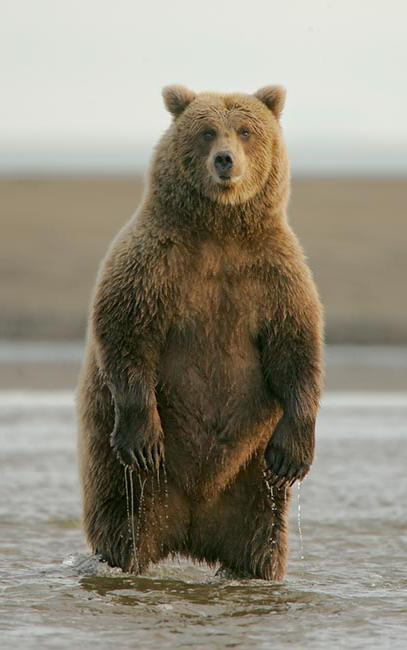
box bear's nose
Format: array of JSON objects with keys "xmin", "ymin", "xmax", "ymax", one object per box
[{"xmin": 214, "ymin": 151, "xmax": 234, "ymax": 175}]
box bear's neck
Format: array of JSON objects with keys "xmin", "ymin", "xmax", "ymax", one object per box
[{"xmin": 146, "ymin": 160, "xmax": 290, "ymax": 241}]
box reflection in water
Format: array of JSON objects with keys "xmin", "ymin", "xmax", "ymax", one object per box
[
  {"xmin": 75, "ymin": 557, "xmax": 306, "ymax": 617},
  {"xmin": 1, "ymin": 390, "xmax": 407, "ymax": 649}
]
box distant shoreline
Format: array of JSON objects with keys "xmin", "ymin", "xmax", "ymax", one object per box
[{"xmin": 1, "ymin": 176, "xmax": 406, "ymax": 343}]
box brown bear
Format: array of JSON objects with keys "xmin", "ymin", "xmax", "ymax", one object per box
[{"xmin": 77, "ymin": 84, "xmax": 323, "ymax": 581}]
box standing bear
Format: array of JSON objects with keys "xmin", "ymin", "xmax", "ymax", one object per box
[{"xmin": 77, "ymin": 85, "xmax": 323, "ymax": 581}]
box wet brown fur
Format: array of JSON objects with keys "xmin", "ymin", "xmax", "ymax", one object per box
[{"xmin": 77, "ymin": 85, "xmax": 323, "ymax": 581}]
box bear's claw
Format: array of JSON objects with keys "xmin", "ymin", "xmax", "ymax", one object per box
[
  {"xmin": 264, "ymin": 447, "xmax": 310, "ymax": 488},
  {"xmin": 110, "ymin": 431, "xmax": 164, "ymax": 472}
]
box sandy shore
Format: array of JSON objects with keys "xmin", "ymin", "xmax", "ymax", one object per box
[{"xmin": 1, "ymin": 176, "xmax": 406, "ymax": 342}]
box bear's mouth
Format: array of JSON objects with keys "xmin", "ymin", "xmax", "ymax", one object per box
[{"xmin": 216, "ymin": 174, "xmax": 242, "ymax": 186}]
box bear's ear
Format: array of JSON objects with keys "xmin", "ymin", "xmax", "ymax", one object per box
[
  {"xmin": 162, "ymin": 85, "xmax": 196, "ymax": 117},
  {"xmin": 254, "ymin": 85, "xmax": 286, "ymax": 119}
]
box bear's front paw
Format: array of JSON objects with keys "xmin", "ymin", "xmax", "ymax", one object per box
[
  {"xmin": 264, "ymin": 417, "xmax": 314, "ymax": 488},
  {"xmin": 265, "ymin": 440, "xmax": 310, "ymax": 488},
  {"xmin": 111, "ymin": 427, "xmax": 164, "ymax": 471},
  {"xmin": 110, "ymin": 409, "xmax": 164, "ymax": 471}
]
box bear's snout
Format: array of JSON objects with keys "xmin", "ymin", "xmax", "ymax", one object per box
[{"xmin": 214, "ymin": 151, "xmax": 234, "ymax": 178}]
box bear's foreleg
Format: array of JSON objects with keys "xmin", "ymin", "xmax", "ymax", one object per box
[{"xmin": 259, "ymin": 268, "xmax": 323, "ymax": 488}]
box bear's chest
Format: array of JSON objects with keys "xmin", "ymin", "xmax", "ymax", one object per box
[{"xmin": 175, "ymin": 240, "xmax": 267, "ymax": 337}]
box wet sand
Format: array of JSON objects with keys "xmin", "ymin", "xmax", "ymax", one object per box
[{"xmin": 1, "ymin": 176, "xmax": 407, "ymax": 343}]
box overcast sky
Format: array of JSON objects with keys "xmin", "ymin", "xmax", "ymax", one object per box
[{"xmin": 1, "ymin": 0, "xmax": 406, "ymax": 174}]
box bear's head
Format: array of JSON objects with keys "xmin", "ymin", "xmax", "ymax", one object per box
[{"xmin": 158, "ymin": 85, "xmax": 288, "ymax": 208}]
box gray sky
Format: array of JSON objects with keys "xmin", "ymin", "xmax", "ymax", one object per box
[{"xmin": 1, "ymin": 0, "xmax": 406, "ymax": 174}]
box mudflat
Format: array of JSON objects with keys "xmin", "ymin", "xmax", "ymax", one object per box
[{"xmin": 1, "ymin": 176, "xmax": 406, "ymax": 342}]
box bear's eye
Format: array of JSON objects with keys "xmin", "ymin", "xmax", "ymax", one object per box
[
  {"xmin": 238, "ymin": 127, "xmax": 251, "ymax": 140},
  {"xmin": 201, "ymin": 129, "xmax": 216, "ymax": 142}
]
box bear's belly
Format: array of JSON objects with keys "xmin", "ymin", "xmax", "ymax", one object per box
[{"xmin": 156, "ymin": 324, "xmax": 279, "ymax": 493}]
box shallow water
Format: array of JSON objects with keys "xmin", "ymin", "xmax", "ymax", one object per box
[{"xmin": 1, "ymin": 391, "xmax": 406, "ymax": 649}]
